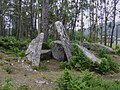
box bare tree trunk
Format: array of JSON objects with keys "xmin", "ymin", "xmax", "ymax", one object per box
[
  {"xmin": 17, "ymin": 0, "xmax": 22, "ymax": 40},
  {"xmin": 110, "ymin": 0, "xmax": 118, "ymax": 48},
  {"xmin": 71, "ymin": 0, "xmax": 79, "ymax": 41},
  {"xmin": 94, "ymin": 1, "xmax": 98, "ymax": 42},
  {"xmin": 80, "ymin": 4, "xmax": 84, "ymax": 43},
  {"xmin": 89, "ymin": 0, "xmax": 92, "ymax": 42},
  {"xmin": 104, "ymin": 1, "xmax": 107, "ymax": 46},
  {"xmin": 116, "ymin": 25, "xmax": 119, "ymax": 48},
  {"xmin": 42, "ymin": 0, "xmax": 49, "ymax": 41},
  {"xmin": 0, "ymin": 1, "xmax": 4, "ymax": 36},
  {"xmin": 37, "ymin": 0, "xmax": 41, "ymax": 34},
  {"xmin": 30, "ymin": 0, "xmax": 34, "ymax": 40},
  {"xmin": 91, "ymin": 1, "xmax": 96, "ymax": 43},
  {"xmin": 100, "ymin": 0, "xmax": 103, "ymax": 44}
]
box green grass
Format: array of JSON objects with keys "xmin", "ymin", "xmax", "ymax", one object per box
[{"xmin": 112, "ymin": 43, "xmax": 120, "ymax": 49}]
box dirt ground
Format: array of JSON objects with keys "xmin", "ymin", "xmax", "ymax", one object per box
[
  {"xmin": 0, "ymin": 52, "xmax": 63, "ymax": 90},
  {"xmin": 0, "ymin": 52, "xmax": 120, "ymax": 90}
]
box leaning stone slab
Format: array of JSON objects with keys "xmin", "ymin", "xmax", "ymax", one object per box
[
  {"xmin": 55, "ymin": 21, "xmax": 71, "ymax": 61},
  {"xmin": 80, "ymin": 42, "xmax": 114, "ymax": 53},
  {"xmin": 77, "ymin": 44, "xmax": 101, "ymax": 63},
  {"xmin": 25, "ymin": 33, "xmax": 44, "ymax": 66}
]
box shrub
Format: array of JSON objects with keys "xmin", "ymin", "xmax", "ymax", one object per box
[
  {"xmin": 62, "ymin": 44, "xmax": 119, "ymax": 74},
  {"xmin": 70, "ymin": 44, "xmax": 95, "ymax": 71},
  {"xmin": 0, "ymin": 36, "xmax": 30, "ymax": 57},
  {"xmin": 117, "ymin": 48, "xmax": 120, "ymax": 55},
  {"xmin": 42, "ymin": 37, "xmax": 52, "ymax": 49},
  {"xmin": 98, "ymin": 55, "xmax": 119, "ymax": 74},
  {"xmin": 0, "ymin": 36, "xmax": 16, "ymax": 49},
  {"xmin": 56, "ymin": 69, "xmax": 120, "ymax": 90},
  {"xmin": 42, "ymin": 42, "xmax": 51, "ymax": 49},
  {"xmin": 97, "ymin": 48, "xmax": 108, "ymax": 58},
  {"xmin": 56, "ymin": 69, "xmax": 73, "ymax": 90},
  {"xmin": 60, "ymin": 61, "xmax": 71, "ymax": 70}
]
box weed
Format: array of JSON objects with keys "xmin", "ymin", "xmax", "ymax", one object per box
[
  {"xmin": 17, "ymin": 85, "xmax": 29, "ymax": 90},
  {"xmin": 0, "ymin": 78, "xmax": 13, "ymax": 90},
  {"xmin": 3, "ymin": 66, "xmax": 12, "ymax": 74}
]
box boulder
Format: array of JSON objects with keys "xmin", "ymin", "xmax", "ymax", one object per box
[
  {"xmin": 55, "ymin": 21, "xmax": 71, "ymax": 61},
  {"xmin": 80, "ymin": 42, "xmax": 114, "ymax": 53},
  {"xmin": 35, "ymin": 78, "xmax": 49, "ymax": 85},
  {"xmin": 51, "ymin": 40, "xmax": 66, "ymax": 61},
  {"xmin": 77, "ymin": 44, "xmax": 101, "ymax": 63},
  {"xmin": 41, "ymin": 50, "xmax": 52, "ymax": 60},
  {"xmin": 25, "ymin": 33, "xmax": 44, "ymax": 66}
]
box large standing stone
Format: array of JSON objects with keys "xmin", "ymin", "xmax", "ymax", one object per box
[
  {"xmin": 25, "ymin": 33, "xmax": 44, "ymax": 66},
  {"xmin": 77, "ymin": 44, "xmax": 101, "ymax": 63},
  {"xmin": 55, "ymin": 21, "xmax": 71, "ymax": 61},
  {"xmin": 51, "ymin": 40, "xmax": 66, "ymax": 61}
]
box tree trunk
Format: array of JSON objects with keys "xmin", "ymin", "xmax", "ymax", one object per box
[
  {"xmin": 16, "ymin": 0, "xmax": 22, "ymax": 40},
  {"xmin": 42, "ymin": 0, "xmax": 49, "ymax": 41},
  {"xmin": 80, "ymin": 5, "xmax": 84, "ymax": 43},
  {"xmin": 110, "ymin": 0, "xmax": 117, "ymax": 48},
  {"xmin": 30, "ymin": 0, "xmax": 34, "ymax": 40},
  {"xmin": 71, "ymin": 0, "xmax": 79, "ymax": 41},
  {"xmin": 104, "ymin": 1, "xmax": 107, "ymax": 46},
  {"xmin": 116, "ymin": 25, "xmax": 119, "ymax": 48}
]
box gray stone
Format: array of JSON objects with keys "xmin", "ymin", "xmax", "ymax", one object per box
[
  {"xmin": 35, "ymin": 78, "xmax": 49, "ymax": 85},
  {"xmin": 80, "ymin": 42, "xmax": 114, "ymax": 53},
  {"xmin": 41, "ymin": 50, "xmax": 52, "ymax": 60},
  {"xmin": 25, "ymin": 33, "xmax": 44, "ymax": 66},
  {"xmin": 51, "ymin": 40, "xmax": 66, "ymax": 61},
  {"xmin": 55, "ymin": 21, "xmax": 71, "ymax": 61},
  {"xmin": 77, "ymin": 44, "xmax": 101, "ymax": 63}
]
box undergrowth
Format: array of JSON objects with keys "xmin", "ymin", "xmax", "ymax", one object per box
[
  {"xmin": 60, "ymin": 44, "xmax": 119, "ymax": 74},
  {"xmin": 116, "ymin": 47, "xmax": 120, "ymax": 56},
  {"xmin": 97, "ymin": 48, "xmax": 108, "ymax": 58},
  {"xmin": 42, "ymin": 36, "xmax": 53, "ymax": 49},
  {"xmin": 56, "ymin": 69, "xmax": 120, "ymax": 90},
  {"xmin": 0, "ymin": 36, "xmax": 30, "ymax": 57}
]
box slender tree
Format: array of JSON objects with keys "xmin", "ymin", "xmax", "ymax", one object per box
[{"xmin": 110, "ymin": 0, "xmax": 119, "ymax": 48}]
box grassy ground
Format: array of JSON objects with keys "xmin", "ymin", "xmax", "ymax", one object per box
[
  {"xmin": 0, "ymin": 50, "xmax": 120, "ymax": 90},
  {"xmin": 0, "ymin": 51, "xmax": 63, "ymax": 90}
]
